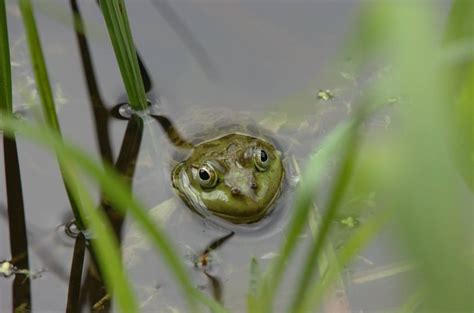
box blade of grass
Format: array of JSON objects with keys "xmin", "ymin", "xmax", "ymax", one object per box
[
  {"xmin": 298, "ymin": 207, "xmax": 393, "ymax": 313},
  {"xmin": 292, "ymin": 154, "xmax": 350, "ymax": 313},
  {"xmin": 257, "ymin": 119, "xmax": 353, "ymax": 313},
  {"xmin": 259, "ymin": 85, "xmax": 387, "ymax": 312},
  {"xmin": 0, "ymin": 0, "xmax": 12, "ymax": 113},
  {"xmin": 99, "ymin": 0, "xmax": 147, "ymax": 111},
  {"xmin": 59, "ymin": 161, "xmax": 140, "ymax": 313},
  {"xmin": 344, "ymin": 2, "xmax": 474, "ymax": 310},
  {"xmin": 0, "ymin": 115, "xmax": 228, "ymax": 313},
  {"xmin": 443, "ymin": 0, "xmax": 474, "ymax": 191},
  {"xmin": 19, "ymin": 0, "xmax": 89, "ymax": 231},
  {"xmin": 18, "ymin": 1, "xmax": 141, "ymax": 312},
  {"xmin": 385, "ymin": 4, "xmax": 473, "ymax": 310},
  {"xmin": 287, "ymin": 103, "xmax": 367, "ymax": 313}
]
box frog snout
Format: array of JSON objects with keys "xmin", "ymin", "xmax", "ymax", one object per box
[
  {"xmin": 230, "ymin": 181, "xmax": 258, "ymax": 196},
  {"xmin": 231, "ymin": 187, "xmax": 241, "ymax": 195}
]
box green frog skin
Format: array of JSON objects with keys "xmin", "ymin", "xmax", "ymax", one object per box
[{"xmin": 172, "ymin": 133, "xmax": 284, "ymax": 224}]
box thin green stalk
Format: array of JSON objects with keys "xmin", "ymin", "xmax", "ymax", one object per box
[
  {"xmin": 287, "ymin": 105, "xmax": 365, "ymax": 313},
  {"xmin": 99, "ymin": 0, "xmax": 147, "ymax": 111},
  {"xmin": 0, "ymin": 115, "xmax": 227, "ymax": 313},
  {"xmin": 19, "ymin": 0, "xmax": 85, "ymax": 229},
  {"xmin": 297, "ymin": 208, "xmax": 393, "ymax": 313},
  {"xmin": 258, "ymin": 120, "xmax": 353, "ymax": 312},
  {"xmin": 60, "ymin": 161, "xmax": 140, "ymax": 313},
  {"xmin": 0, "ymin": 0, "xmax": 12, "ymax": 113},
  {"xmin": 19, "ymin": 0, "xmax": 61, "ymax": 130},
  {"xmin": 18, "ymin": 1, "xmax": 141, "ymax": 312}
]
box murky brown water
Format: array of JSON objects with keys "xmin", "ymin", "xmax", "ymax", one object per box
[{"xmin": 0, "ymin": 1, "xmax": 430, "ymax": 312}]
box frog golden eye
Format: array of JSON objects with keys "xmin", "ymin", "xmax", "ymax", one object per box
[
  {"xmin": 198, "ymin": 164, "xmax": 218, "ymax": 188},
  {"xmin": 253, "ymin": 148, "xmax": 270, "ymax": 171}
]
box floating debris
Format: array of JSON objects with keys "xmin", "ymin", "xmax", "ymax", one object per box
[
  {"xmin": 0, "ymin": 260, "xmax": 44, "ymax": 280},
  {"xmin": 1, "ymin": 260, "xmax": 16, "ymax": 277},
  {"xmin": 339, "ymin": 216, "xmax": 359, "ymax": 228},
  {"xmin": 316, "ymin": 89, "xmax": 335, "ymax": 101}
]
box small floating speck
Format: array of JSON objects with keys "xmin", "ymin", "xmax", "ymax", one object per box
[
  {"xmin": 316, "ymin": 89, "xmax": 335, "ymax": 101},
  {"xmin": 339, "ymin": 216, "xmax": 359, "ymax": 228},
  {"xmin": 0, "ymin": 260, "xmax": 16, "ymax": 277}
]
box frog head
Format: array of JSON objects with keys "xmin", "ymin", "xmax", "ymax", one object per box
[{"xmin": 172, "ymin": 133, "xmax": 284, "ymax": 224}]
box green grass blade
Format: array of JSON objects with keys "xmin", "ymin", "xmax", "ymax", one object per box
[
  {"xmin": 258, "ymin": 120, "xmax": 353, "ymax": 312},
  {"xmin": 19, "ymin": 0, "xmax": 89, "ymax": 231},
  {"xmin": 443, "ymin": 0, "xmax": 474, "ymax": 191},
  {"xmin": 0, "ymin": 115, "xmax": 227, "ymax": 313},
  {"xmin": 386, "ymin": 7, "xmax": 473, "ymax": 310},
  {"xmin": 342, "ymin": 2, "xmax": 474, "ymax": 311},
  {"xmin": 18, "ymin": 1, "xmax": 141, "ymax": 311},
  {"xmin": 19, "ymin": 0, "xmax": 61, "ymax": 131},
  {"xmin": 99, "ymin": 0, "xmax": 147, "ymax": 111},
  {"xmin": 443, "ymin": 0, "xmax": 474, "ymax": 45},
  {"xmin": 287, "ymin": 105, "xmax": 366, "ymax": 313},
  {"xmin": 60, "ymin": 162, "xmax": 140, "ymax": 313},
  {"xmin": 0, "ymin": 0, "xmax": 12, "ymax": 113},
  {"xmin": 451, "ymin": 63, "xmax": 474, "ymax": 190},
  {"xmin": 298, "ymin": 208, "xmax": 393, "ymax": 313}
]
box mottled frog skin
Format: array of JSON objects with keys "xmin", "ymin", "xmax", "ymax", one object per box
[{"xmin": 172, "ymin": 133, "xmax": 284, "ymax": 224}]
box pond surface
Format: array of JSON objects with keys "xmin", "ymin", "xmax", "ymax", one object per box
[{"xmin": 1, "ymin": 1, "xmax": 422, "ymax": 312}]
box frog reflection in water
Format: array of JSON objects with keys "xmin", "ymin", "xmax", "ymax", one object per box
[{"xmin": 172, "ymin": 133, "xmax": 284, "ymax": 224}]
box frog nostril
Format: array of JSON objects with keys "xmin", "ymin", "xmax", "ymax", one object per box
[
  {"xmin": 231, "ymin": 187, "xmax": 241, "ymax": 195},
  {"xmin": 251, "ymin": 182, "xmax": 258, "ymax": 189}
]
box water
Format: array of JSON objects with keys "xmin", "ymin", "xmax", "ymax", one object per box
[{"xmin": 0, "ymin": 1, "xmax": 421, "ymax": 312}]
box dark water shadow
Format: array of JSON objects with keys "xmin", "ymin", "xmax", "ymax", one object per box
[{"xmin": 3, "ymin": 135, "xmax": 32, "ymax": 312}]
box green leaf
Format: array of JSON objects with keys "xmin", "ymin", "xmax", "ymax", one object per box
[
  {"xmin": 0, "ymin": 0, "xmax": 12, "ymax": 113},
  {"xmin": 99, "ymin": 0, "xmax": 148, "ymax": 111}
]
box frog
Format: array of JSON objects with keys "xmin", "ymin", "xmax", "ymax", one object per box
[
  {"xmin": 171, "ymin": 133, "xmax": 284, "ymax": 224},
  {"xmin": 150, "ymin": 108, "xmax": 286, "ymax": 225}
]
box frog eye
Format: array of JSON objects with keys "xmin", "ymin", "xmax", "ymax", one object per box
[
  {"xmin": 198, "ymin": 164, "xmax": 218, "ymax": 188},
  {"xmin": 253, "ymin": 148, "xmax": 270, "ymax": 171}
]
